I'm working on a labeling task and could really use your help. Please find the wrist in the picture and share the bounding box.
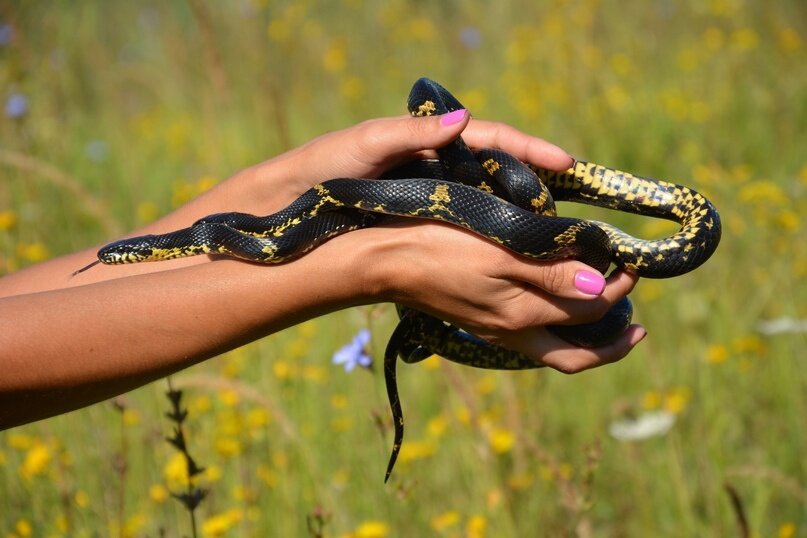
[342,224,422,307]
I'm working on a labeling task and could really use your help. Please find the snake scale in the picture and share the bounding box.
[85,78,721,482]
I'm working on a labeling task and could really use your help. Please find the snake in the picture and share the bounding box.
[83,78,722,482]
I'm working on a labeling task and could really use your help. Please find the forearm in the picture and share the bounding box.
[0,234,373,429]
[0,157,301,298]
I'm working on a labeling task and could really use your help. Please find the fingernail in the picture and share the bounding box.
[574,270,606,296]
[440,108,467,126]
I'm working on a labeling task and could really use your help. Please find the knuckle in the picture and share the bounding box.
[540,262,570,294]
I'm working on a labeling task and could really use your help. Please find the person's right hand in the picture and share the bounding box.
[346,218,645,375]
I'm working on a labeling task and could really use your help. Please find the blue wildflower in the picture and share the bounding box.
[332,329,372,372]
[459,26,481,49]
[5,93,28,119]
[85,140,109,162]
[0,24,13,47]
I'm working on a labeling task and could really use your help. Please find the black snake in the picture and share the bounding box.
[83,78,722,482]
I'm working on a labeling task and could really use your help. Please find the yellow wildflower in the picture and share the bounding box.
[0,210,17,231]
[706,344,729,364]
[246,407,269,430]
[398,439,437,463]
[55,513,69,533]
[426,415,448,438]
[322,39,347,73]
[125,513,147,537]
[15,519,32,537]
[422,354,442,369]
[163,452,190,488]
[203,465,223,483]
[354,520,389,538]
[16,242,49,263]
[642,390,661,410]
[74,489,90,508]
[778,27,802,52]
[218,389,240,407]
[331,393,348,409]
[778,522,797,538]
[215,437,241,457]
[430,511,460,532]
[330,416,353,432]
[273,359,293,379]
[202,508,243,537]
[6,433,35,450]
[738,180,787,206]
[664,387,690,414]
[488,428,515,454]
[149,484,169,503]
[190,395,212,413]
[731,28,759,51]
[19,442,51,479]
[122,409,140,426]
[454,405,471,425]
[466,515,487,538]
[776,209,800,233]
[732,335,766,357]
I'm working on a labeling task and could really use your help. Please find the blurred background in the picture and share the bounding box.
[0,1,805,536]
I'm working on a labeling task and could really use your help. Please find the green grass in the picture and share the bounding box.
[1,1,805,536]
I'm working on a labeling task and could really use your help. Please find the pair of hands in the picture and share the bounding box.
[0,111,644,429]
[257,112,645,373]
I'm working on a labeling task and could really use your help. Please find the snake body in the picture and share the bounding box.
[91,78,721,482]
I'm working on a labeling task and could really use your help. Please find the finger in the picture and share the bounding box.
[462,119,574,171]
[340,112,471,176]
[504,269,639,327]
[504,257,609,300]
[532,324,647,374]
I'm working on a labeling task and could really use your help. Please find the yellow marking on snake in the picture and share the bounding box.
[415,100,436,116]
[477,181,494,193]
[482,158,501,175]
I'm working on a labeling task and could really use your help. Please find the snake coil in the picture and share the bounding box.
[86,78,721,482]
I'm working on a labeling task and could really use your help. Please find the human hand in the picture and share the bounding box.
[275,112,645,373]
[265,110,574,197]
[351,219,644,374]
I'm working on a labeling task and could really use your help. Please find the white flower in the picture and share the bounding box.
[608,411,676,441]
[756,317,807,335]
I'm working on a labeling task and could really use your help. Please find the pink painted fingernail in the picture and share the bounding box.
[574,270,606,296]
[440,108,467,126]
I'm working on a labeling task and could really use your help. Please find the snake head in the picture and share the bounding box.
[97,236,159,264]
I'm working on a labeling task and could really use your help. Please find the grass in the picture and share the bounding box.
[1,1,805,536]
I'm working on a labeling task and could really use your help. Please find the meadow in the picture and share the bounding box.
[0,1,805,536]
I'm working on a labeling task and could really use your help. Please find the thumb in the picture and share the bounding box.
[349,110,470,172]
[508,258,609,300]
